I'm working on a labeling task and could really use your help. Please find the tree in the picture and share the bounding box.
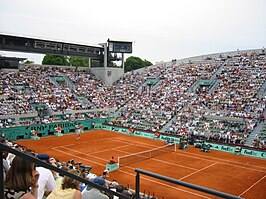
[42,54,69,66]
[143,59,153,67]
[69,56,89,67]
[124,56,153,72]
[23,59,34,64]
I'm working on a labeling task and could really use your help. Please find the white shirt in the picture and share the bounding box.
[36,167,57,199]
[82,188,109,199]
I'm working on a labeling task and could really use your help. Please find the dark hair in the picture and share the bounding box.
[5,156,36,191]
[116,184,125,193]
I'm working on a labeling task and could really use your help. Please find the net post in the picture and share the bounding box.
[174,143,177,152]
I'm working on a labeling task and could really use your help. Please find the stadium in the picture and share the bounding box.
[0,33,266,199]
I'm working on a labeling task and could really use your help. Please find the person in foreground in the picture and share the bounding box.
[47,169,82,199]
[82,176,109,199]
[4,156,40,199]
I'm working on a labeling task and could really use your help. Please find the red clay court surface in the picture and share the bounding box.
[18,130,266,199]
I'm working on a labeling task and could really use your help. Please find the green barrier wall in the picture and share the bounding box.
[159,135,181,143]
[10,122,262,160]
[1,118,112,141]
[134,130,154,139]
[206,142,266,159]
[206,142,236,153]
[101,125,181,142]
[101,125,113,131]
[101,125,265,160]
[240,148,266,159]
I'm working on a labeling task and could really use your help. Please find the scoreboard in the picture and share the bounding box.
[108,40,132,53]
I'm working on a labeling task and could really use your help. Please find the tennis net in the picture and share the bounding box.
[118,143,176,167]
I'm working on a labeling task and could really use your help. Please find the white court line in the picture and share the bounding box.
[177,152,266,173]
[60,146,107,162]
[180,150,266,170]
[52,133,265,198]
[113,137,266,173]
[53,146,212,199]
[179,162,218,181]
[52,148,105,166]
[113,148,198,171]
[60,144,136,162]
[52,137,119,149]
[51,132,265,170]
[89,144,136,155]
[113,137,158,148]
[60,142,143,163]
[53,136,266,173]
[238,174,266,197]
[118,169,212,199]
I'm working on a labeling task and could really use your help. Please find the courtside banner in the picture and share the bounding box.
[240,148,266,159]
[101,125,113,130]
[206,142,235,153]
[112,127,129,134]
[207,142,266,159]
[160,135,180,143]
[134,130,154,139]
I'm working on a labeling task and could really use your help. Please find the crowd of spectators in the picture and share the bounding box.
[1,139,153,199]
[1,51,266,199]
[165,111,255,145]
[0,52,266,148]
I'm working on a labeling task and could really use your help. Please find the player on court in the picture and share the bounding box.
[75,125,82,140]
[129,127,134,136]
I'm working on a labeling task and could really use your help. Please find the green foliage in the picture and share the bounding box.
[91,60,101,67]
[124,56,153,72]
[41,54,152,71]
[23,60,34,64]
[42,54,69,66]
[143,59,153,67]
[69,56,89,67]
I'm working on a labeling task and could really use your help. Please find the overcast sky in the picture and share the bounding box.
[0,0,265,64]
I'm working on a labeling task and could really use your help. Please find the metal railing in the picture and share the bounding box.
[0,142,130,199]
[1,142,245,199]
[135,168,244,199]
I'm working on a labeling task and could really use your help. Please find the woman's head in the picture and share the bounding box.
[5,156,38,191]
[62,169,82,190]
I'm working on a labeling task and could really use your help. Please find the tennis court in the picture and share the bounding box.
[18,130,266,199]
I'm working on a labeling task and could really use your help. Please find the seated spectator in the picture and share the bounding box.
[116,184,134,198]
[102,168,109,179]
[47,169,82,199]
[56,165,69,185]
[108,180,119,199]
[2,151,10,181]
[82,176,109,199]
[36,154,57,199]
[4,156,39,199]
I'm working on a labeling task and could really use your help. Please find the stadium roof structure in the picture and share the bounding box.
[0,56,26,62]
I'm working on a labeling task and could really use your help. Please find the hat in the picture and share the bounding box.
[37,154,49,161]
[93,177,106,186]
